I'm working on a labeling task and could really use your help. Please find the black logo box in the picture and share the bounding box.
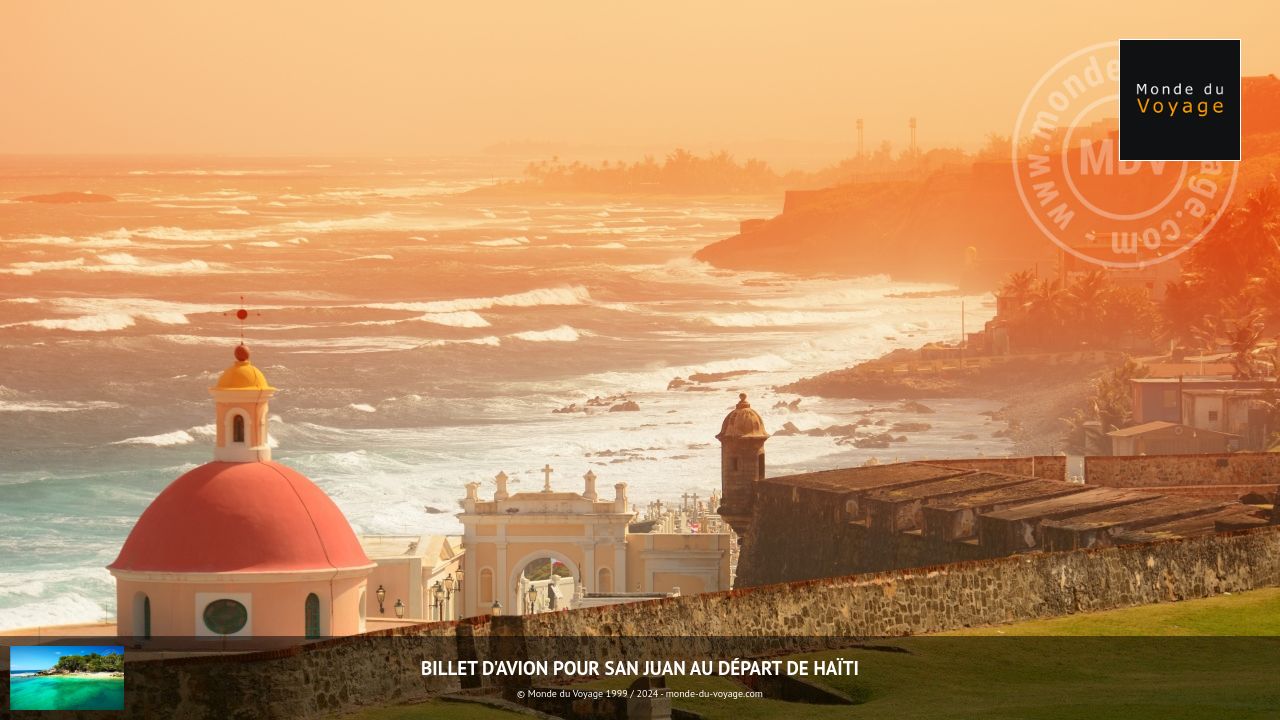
[1119,39,1241,162]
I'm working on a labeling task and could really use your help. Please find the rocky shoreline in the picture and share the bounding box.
[778,353,1111,456]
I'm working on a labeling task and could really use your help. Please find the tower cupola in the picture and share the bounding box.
[716,393,769,539]
[210,344,275,462]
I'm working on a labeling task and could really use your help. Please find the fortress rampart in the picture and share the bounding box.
[735,458,1268,586]
[119,524,1280,718]
[1085,451,1280,502]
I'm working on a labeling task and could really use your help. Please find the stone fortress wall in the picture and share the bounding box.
[1085,451,1280,501]
[735,457,1270,587]
[114,446,1280,718]
[121,524,1280,718]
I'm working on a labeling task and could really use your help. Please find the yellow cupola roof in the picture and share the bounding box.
[214,345,274,391]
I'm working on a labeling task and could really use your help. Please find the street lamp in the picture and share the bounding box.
[376,585,387,614]
[454,569,463,592]
[490,601,502,617]
[393,598,405,619]
[442,574,455,620]
[432,581,445,621]
[525,585,538,615]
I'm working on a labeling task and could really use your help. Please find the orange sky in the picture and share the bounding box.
[1,1,1276,163]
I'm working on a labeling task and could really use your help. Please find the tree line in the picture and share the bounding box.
[48,652,123,674]
[998,182,1279,379]
[1033,182,1280,452]
[517,136,1022,195]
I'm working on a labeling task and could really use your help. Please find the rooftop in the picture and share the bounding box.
[1132,377,1274,385]
[1040,496,1228,532]
[1107,421,1240,438]
[864,472,1031,504]
[764,463,965,493]
[926,479,1087,512]
[981,487,1156,522]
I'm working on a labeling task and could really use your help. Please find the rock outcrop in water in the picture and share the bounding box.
[16,191,115,204]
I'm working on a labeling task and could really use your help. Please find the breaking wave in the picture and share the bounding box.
[366,285,590,314]
[509,325,581,342]
[702,310,875,327]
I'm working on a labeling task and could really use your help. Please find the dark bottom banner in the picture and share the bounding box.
[2,635,1278,719]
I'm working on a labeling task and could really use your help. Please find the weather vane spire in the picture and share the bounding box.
[224,296,261,348]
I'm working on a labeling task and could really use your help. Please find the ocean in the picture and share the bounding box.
[9,673,125,711]
[0,156,1007,630]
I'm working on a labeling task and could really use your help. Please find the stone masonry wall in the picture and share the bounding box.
[519,525,1280,640]
[926,456,1067,481]
[120,526,1280,719]
[736,476,993,586]
[1086,452,1280,491]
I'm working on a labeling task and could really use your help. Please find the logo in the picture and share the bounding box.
[1012,42,1238,269]
[1120,39,1241,161]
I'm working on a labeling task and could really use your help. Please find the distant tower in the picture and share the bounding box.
[856,118,865,157]
[908,117,918,155]
[716,394,769,541]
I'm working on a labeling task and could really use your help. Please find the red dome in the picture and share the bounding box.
[110,462,372,574]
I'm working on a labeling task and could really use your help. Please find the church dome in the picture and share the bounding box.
[718,393,768,439]
[109,461,372,574]
[214,345,273,391]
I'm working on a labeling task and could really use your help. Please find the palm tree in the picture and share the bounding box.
[999,269,1037,303]
[1067,270,1114,345]
[1196,295,1268,379]
[1025,278,1069,348]
[1162,280,1206,347]
[1184,183,1280,300]
[1235,184,1280,260]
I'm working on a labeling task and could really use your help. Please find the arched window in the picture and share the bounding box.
[758,453,765,480]
[232,414,246,443]
[358,590,367,634]
[479,568,494,605]
[597,567,613,594]
[304,593,321,639]
[134,592,151,639]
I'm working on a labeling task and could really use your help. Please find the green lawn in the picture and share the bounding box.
[348,699,529,719]
[942,587,1280,636]
[355,589,1280,719]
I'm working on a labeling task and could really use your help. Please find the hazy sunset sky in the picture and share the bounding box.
[2,1,1276,163]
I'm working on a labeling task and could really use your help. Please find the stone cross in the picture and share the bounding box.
[542,464,554,492]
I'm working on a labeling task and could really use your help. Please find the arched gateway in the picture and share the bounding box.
[458,467,632,616]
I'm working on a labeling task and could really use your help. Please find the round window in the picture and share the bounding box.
[203,599,248,635]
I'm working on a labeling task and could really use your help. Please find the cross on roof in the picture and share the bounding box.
[541,464,554,492]
[223,296,262,344]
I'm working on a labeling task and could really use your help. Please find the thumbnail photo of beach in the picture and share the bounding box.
[8,645,125,711]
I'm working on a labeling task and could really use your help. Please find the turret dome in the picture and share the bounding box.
[717,393,768,439]
[215,345,273,391]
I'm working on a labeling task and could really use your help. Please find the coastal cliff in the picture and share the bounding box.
[697,75,1280,286]
[696,165,1052,287]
